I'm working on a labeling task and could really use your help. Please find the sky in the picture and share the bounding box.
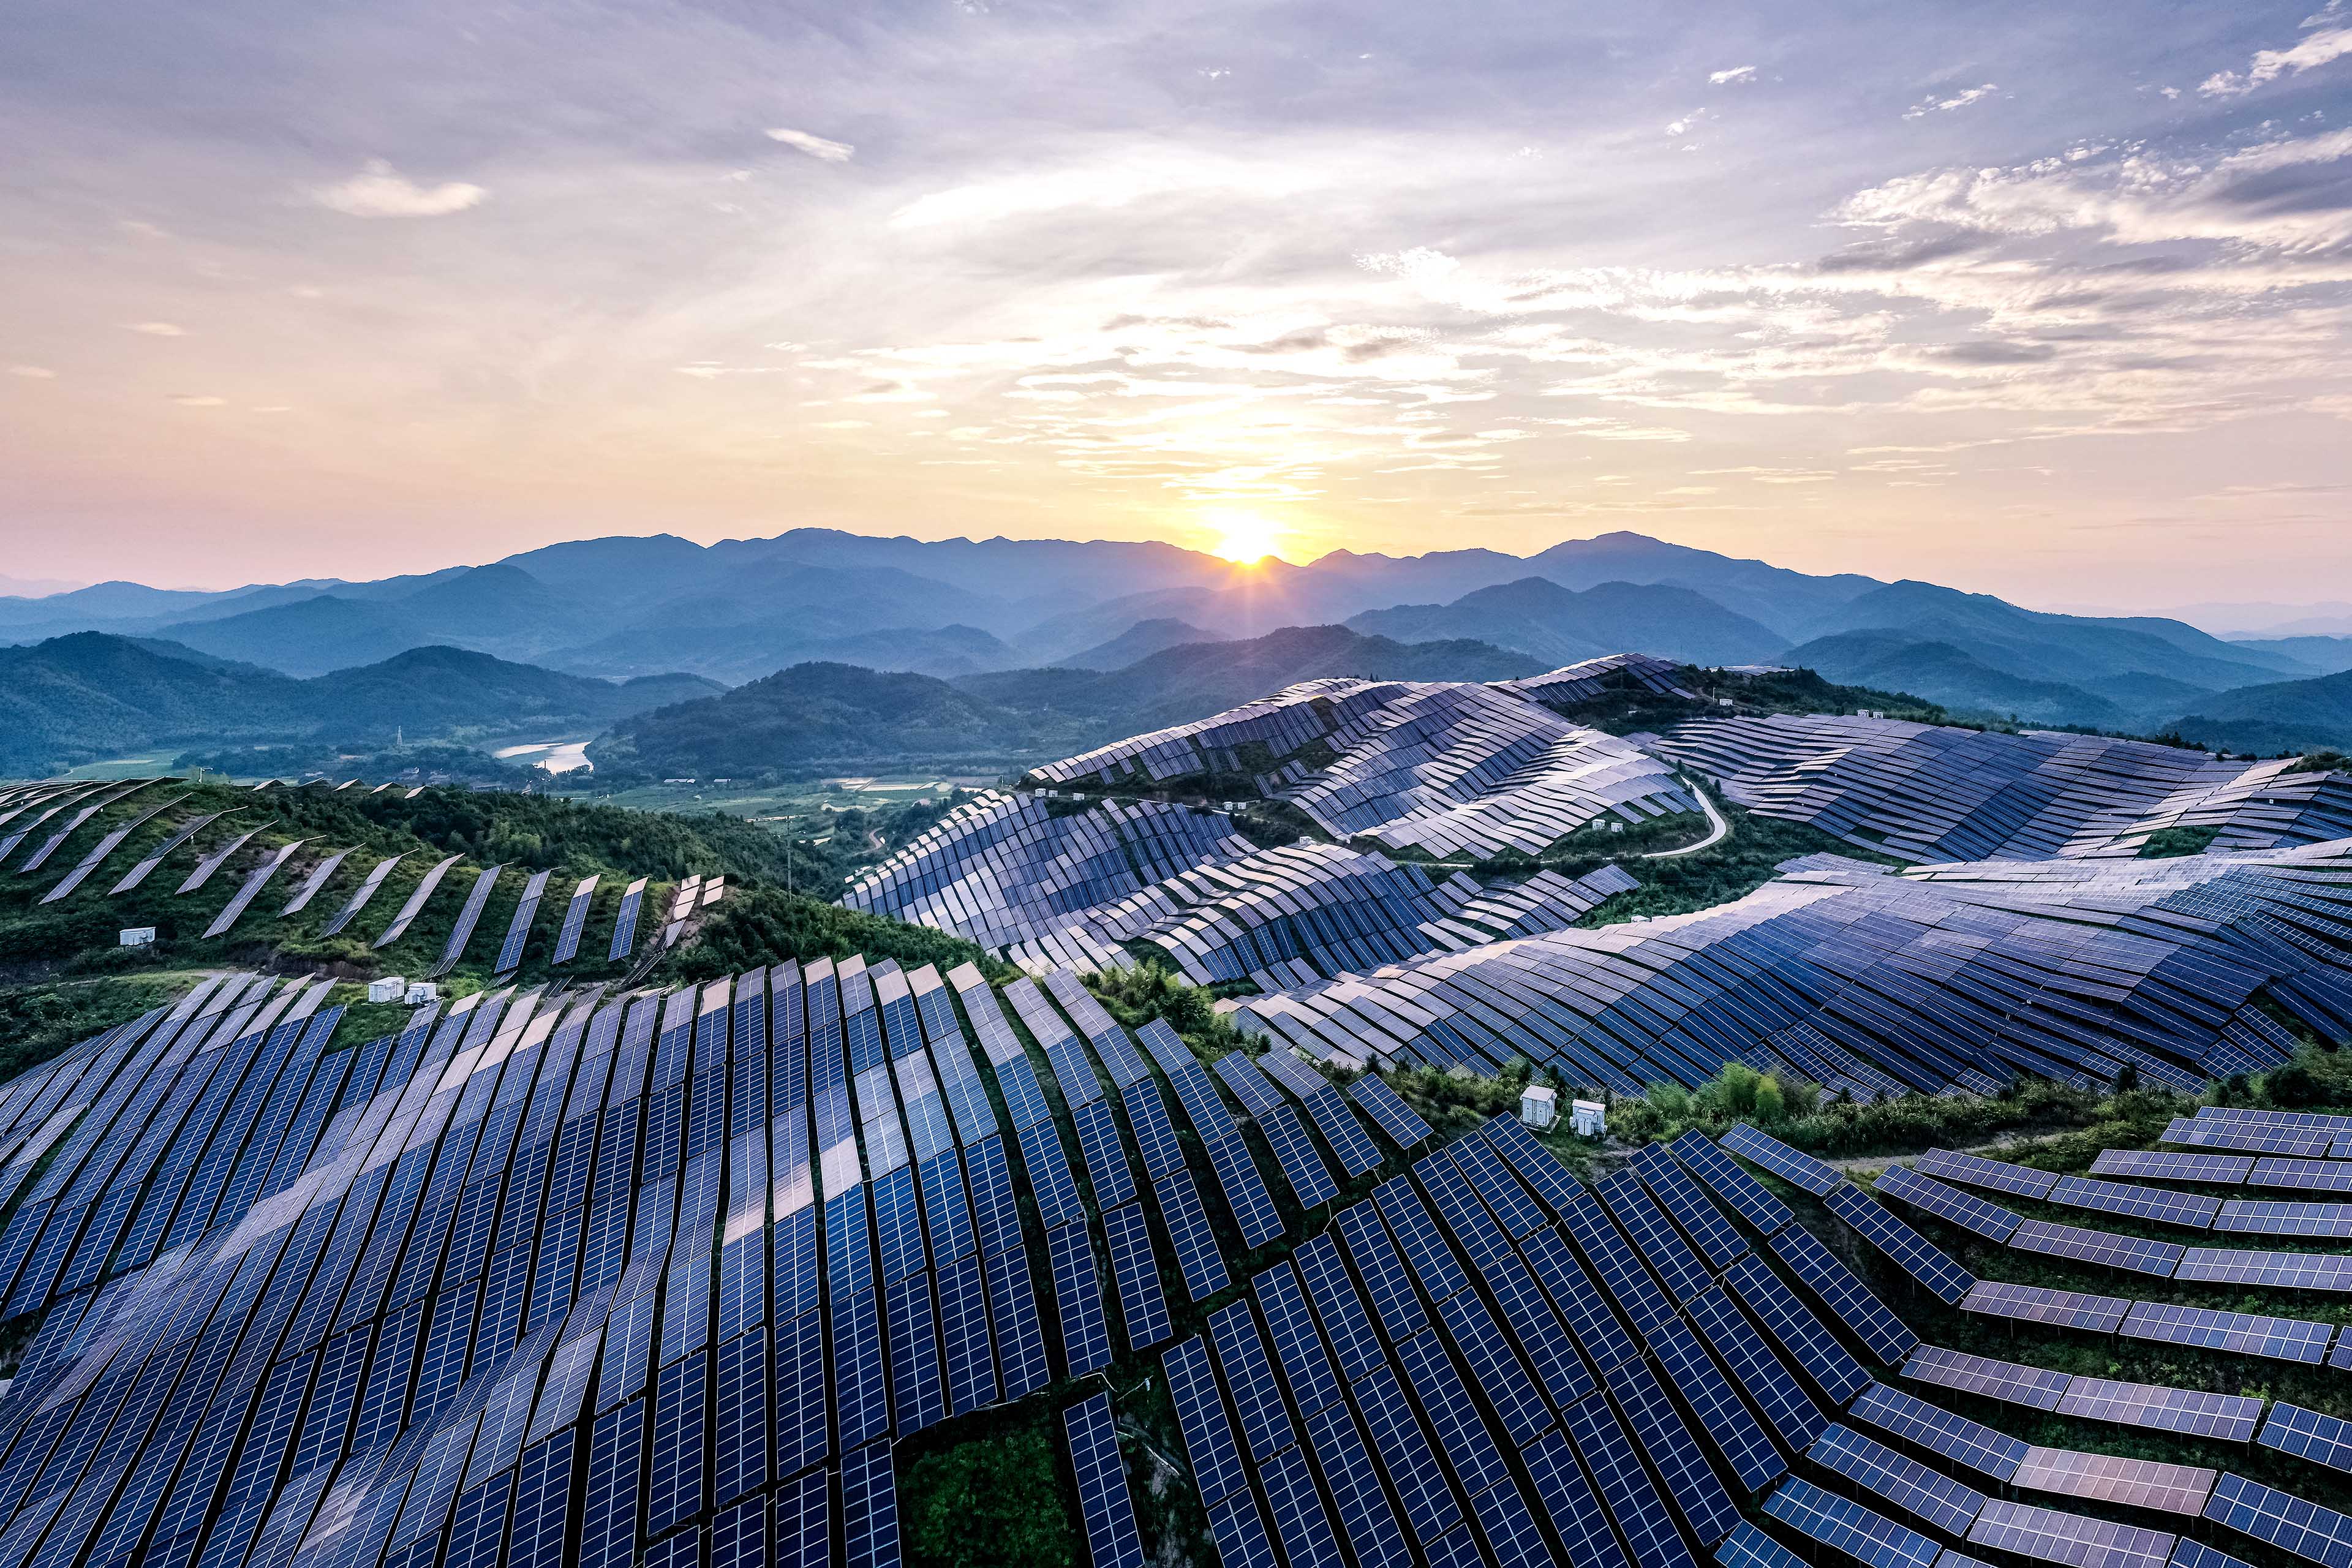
[6,1,2352,610]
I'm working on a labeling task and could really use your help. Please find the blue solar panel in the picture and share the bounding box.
[1768,1226,1920,1364]
[1017,1117,1087,1233]
[1208,1493,1283,1568]
[1395,1328,1511,1500]
[1559,1193,1676,1335]
[1334,1200,1429,1341]
[1305,1401,1413,1568]
[1717,1520,1807,1568]
[938,1253,998,1415]
[917,1153,975,1267]
[1670,1128,1796,1235]
[1476,1251,1596,1409]
[1292,1233,1385,1383]
[1259,1105,1340,1208]
[888,1270,947,1434]
[1686,1284,1829,1451]
[1607,1356,1741,1544]
[1254,1262,1342,1419]
[988,1250,1052,1401]
[1469,1474,1554,1568]
[873,1164,927,1286]
[1203,1132,1284,1247]
[1121,1080,1187,1181]
[1648,1316,1785,1491]
[964,1134,1023,1262]
[1450,1133,1547,1239]
[1525,1430,1635,1568]
[1482,1114,1586,1216]
[1376,1175,1472,1303]
[1433,1286,1552,1444]
[776,1307,829,1478]
[1565,1391,1698,1568]
[1349,1075,1433,1149]
[1846,1381,2027,1480]
[1166,1336,1250,1510]
[1065,1393,1148,1568]
[1810,1422,1988,1534]
[842,1439,901,1568]
[1072,1098,1137,1210]
[1518,1225,1642,1374]
[1153,1169,1230,1303]
[2011,1216,2188,1278]
[1725,1254,1869,1403]
[834,1285,890,1449]
[1050,1221,1112,1377]
[2260,1403,2352,1474]
[1102,1202,1170,1352]
[1350,1360,1463,1539]
[714,1327,770,1507]
[1599,1170,1715,1304]
[2170,1542,2255,1568]
[776,1466,830,1567]
[1418,1150,1519,1275]
[1633,1145,1750,1267]
[649,1348,710,1534]
[1722,1123,1839,1195]
[2204,1473,2352,1568]
[1262,1441,1348,1568]
[1210,1297,1297,1465]
[1823,1184,1975,1303]
[1875,1165,2022,1242]
[1762,1477,1940,1568]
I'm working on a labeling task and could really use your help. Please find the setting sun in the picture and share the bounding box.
[1208,510,1282,564]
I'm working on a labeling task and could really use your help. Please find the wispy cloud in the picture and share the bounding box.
[1709,65,1757,86]
[1904,83,1997,118]
[123,322,184,336]
[2199,19,2352,95]
[314,160,486,217]
[766,128,855,162]
[8,365,56,379]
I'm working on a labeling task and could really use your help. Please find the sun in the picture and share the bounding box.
[1207,509,1282,564]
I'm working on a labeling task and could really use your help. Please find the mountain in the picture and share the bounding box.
[2171,669,2352,755]
[598,625,1544,780]
[156,594,422,676]
[1052,619,1227,670]
[1779,630,2125,727]
[1344,578,1787,668]
[0,633,720,773]
[1522,532,1882,638]
[2230,636,2352,676]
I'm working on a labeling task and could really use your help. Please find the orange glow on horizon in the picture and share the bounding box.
[1207,509,1284,564]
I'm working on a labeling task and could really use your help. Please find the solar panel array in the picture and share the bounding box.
[1652,712,2352,862]
[0,946,1401,1568]
[1232,841,2352,1095]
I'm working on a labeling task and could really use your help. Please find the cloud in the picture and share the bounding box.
[1904,83,1997,119]
[1709,66,1757,86]
[7,365,56,379]
[766,127,855,162]
[315,160,486,217]
[123,322,184,336]
[812,418,872,428]
[170,394,225,407]
[2199,24,2352,96]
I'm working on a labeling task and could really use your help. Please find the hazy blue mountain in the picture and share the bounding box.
[2172,669,2352,755]
[1052,619,1227,670]
[1781,630,2125,727]
[2231,635,2352,676]
[0,633,717,773]
[157,594,424,676]
[1345,578,1787,668]
[1523,532,1882,636]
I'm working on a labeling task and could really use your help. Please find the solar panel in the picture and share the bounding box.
[1762,1476,1940,1568]
[1768,1226,1918,1363]
[1102,1202,1170,1353]
[1351,1361,1462,1540]
[2251,1158,2352,1194]
[1292,1234,1384,1383]
[1876,1166,2022,1242]
[1824,1184,1975,1302]
[1598,1170,1714,1304]
[1564,1392,1698,1568]
[1434,1287,1551,1446]
[1152,1169,1230,1303]
[1468,1476,1553,1568]
[1648,1316,1785,1491]
[1686,1283,1828,1450]
[2206,1474,2352,1568]
[1208,1493,1283,1568]
[1724,1253,1868,1403]
[1163,1338,1248,1510]
[1523,1429,1634,1568]
[2169,1542,2256,1568]
[987,1249,1052,1401]
[1847,1381,2029,1481]
[2048,1174,2221,1229]
[1970,1500,2176,1568]
[1349,1075,1433,1149]
[1519,1224,1642,1374]
[1810,1423,1989,1535]
[1607,1357,1741,1544]
[2057,1378,2262,1442]
[1904,1344,2070,1411]
[1450,1133,1547,1240]
[2013,1447,2217,1515]
[1670,1128,1796,1234]
[2176,1247,2352,1290]
[1722,1123,1839,1196]
[1261,1441,1347,1568]
[1121,1081,1188,1181]
[1305,1401,1412,1568]
[1255,1263,1343,1420]
[1202,1132,1284,1248]
[2003,1222,2182,1288]
[1258,1104,1340,1207]
[1482,1114,1587,1216]
[1050,1221,1111,1377]
[1717,1521,1808,1568]
[1335,1200,1429,1341]
[1633,1146,1749,1267]
[2090,1150,2252,1185]
[1561,1193,1678,1335]
[1395,1329,1510,1501]
[2214,1199,2352,1238]
[1963,1280,2132,1334]
[842,1439,902,1568]
[1072,1098,1137,1210]
[2122,1298,2335,1363]
[938,1253,998,1415]
[1915,1147,2062,1200]
[1208,1299,1295,1463]
[2260,1403,2352,1474]
[1065,1393,1148,1568]
[1374,1177,1471,1303]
